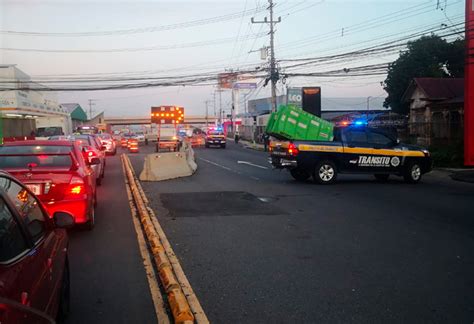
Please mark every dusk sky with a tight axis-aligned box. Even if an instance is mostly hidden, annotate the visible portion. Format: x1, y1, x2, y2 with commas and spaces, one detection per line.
0, 0, 466, 117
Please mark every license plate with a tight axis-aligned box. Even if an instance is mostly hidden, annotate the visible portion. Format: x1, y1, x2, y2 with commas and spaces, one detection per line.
26, 184, 42, 195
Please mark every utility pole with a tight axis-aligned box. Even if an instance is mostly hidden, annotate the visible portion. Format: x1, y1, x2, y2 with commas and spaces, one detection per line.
88, 99, 96, 121
205, 100, 210, 128
251, 0, 281, 112
213, 91, 217, 124
366, 96, 372, 120
216, 89, 224, 124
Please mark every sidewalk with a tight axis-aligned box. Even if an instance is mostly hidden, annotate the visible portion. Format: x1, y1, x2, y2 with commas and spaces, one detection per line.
229, 137, 267, 151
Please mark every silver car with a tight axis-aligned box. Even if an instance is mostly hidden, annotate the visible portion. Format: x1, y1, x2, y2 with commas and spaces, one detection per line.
98, 133, 117, 155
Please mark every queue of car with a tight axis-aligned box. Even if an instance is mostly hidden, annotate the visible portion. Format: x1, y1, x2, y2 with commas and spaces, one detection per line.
0, 130, 121, 323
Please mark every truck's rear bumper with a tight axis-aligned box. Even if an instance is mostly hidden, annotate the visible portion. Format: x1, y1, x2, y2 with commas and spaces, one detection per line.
269, 157, 297, 168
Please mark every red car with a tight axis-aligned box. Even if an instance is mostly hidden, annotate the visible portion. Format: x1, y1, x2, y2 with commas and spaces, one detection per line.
0, 171, 73, 323
0, 140, 98, 229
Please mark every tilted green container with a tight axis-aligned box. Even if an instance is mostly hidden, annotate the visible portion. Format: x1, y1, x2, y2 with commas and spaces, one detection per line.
266, 105, 334, 141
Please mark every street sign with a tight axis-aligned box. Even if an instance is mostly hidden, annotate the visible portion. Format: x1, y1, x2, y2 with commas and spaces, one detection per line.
302, 87, 322, 117
287, 87, 302, 108
233, 82, 257, 89
151, 106, 184, 124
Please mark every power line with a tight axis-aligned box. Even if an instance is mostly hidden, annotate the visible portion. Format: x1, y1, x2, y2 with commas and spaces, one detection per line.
0, 33, 267, 53
0, 5, 267, 37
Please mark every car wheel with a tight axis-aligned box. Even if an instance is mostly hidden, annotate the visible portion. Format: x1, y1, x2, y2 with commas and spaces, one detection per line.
404, 161, 422, 184
313, 160, 337, 184
290, 168, 310, 181
221, 144, 226, 149
56, 256, 70, 322
374, 174, 390, 182
86, 207, 95, 230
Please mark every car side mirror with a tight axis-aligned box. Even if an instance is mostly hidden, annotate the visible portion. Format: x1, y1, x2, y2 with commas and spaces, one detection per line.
89, 157, 101, 165
54, 211, 75, 229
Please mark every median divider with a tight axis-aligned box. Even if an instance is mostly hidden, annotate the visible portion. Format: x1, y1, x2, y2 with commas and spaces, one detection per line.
140, 141, 197, 181
122, 154, 208, 324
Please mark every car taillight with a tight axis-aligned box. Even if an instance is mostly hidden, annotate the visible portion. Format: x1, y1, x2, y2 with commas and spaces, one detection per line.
288, 143, 299, 156
65, 177, 86, 198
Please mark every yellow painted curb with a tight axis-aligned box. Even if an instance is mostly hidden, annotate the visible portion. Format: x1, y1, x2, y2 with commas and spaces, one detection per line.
122, 154, 199, 324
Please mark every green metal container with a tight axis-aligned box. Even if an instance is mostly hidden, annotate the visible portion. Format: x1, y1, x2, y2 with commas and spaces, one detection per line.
266, 105, 334, 141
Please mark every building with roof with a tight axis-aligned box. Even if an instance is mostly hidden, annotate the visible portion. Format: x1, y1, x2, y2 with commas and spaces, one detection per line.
0, 64, 70, 141
61, 103, 88, 129
402, 77, 464, 146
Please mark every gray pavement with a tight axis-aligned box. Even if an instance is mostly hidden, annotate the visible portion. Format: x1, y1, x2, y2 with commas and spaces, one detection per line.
66, 151, 157, 324
130, 142, 474, 324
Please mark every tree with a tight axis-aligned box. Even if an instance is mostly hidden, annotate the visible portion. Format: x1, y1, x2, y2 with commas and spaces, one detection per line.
383, 35, 465, 114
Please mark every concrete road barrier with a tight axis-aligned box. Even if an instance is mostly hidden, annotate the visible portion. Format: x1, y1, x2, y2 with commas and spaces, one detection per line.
140, 142, 197, 181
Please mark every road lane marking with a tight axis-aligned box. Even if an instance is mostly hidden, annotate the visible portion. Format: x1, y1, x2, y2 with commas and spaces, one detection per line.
199, 157, 233, 171
199, 157, 261, 181
122, 159, 170, 324
237, 160, 269, 169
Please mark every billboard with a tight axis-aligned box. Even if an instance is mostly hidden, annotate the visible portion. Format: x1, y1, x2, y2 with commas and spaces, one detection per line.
151, 106, 184, 124
218, 73, 238, 89
302, 87, 322, 117
287, 87, 302, 108
465, 0, 474, 165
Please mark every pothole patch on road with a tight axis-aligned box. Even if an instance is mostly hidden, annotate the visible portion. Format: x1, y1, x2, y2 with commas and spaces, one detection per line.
160, 191, 286, 217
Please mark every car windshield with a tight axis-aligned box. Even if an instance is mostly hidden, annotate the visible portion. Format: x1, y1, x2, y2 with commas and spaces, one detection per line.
68, 135, 92, 146
0, 145, 73, 168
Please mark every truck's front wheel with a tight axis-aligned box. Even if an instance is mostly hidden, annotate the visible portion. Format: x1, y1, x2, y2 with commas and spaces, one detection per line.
314, 160, 337, 184
403, 161, 422, 184
290, 168, 310, 181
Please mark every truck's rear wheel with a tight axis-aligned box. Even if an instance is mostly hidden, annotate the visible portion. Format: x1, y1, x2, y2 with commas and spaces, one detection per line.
313, 160, 337, 184
404, 161, 422, 184
290, 168, 310, 181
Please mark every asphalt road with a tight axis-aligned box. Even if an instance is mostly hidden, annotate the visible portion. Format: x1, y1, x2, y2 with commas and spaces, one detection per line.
129, 141, 474, 323
65, 151, 156, 324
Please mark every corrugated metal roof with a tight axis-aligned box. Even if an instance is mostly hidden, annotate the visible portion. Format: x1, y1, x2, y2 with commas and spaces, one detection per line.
413, 77, 464, 99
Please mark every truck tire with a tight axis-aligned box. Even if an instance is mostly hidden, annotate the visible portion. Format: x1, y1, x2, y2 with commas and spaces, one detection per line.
290, 168, 310, 181
313, 160, 337, 184
374, 174, 390, 182
403, 161, 422, 184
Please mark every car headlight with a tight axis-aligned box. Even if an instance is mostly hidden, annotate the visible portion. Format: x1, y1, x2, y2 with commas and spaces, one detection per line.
422, 149, 430, 157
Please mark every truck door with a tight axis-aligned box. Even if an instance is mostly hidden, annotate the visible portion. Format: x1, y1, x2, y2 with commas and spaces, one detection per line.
341, 127, 373, 172
367, 129, 402, 172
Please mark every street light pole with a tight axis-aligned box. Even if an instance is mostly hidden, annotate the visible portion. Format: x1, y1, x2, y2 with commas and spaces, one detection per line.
366, 96, 372, 120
